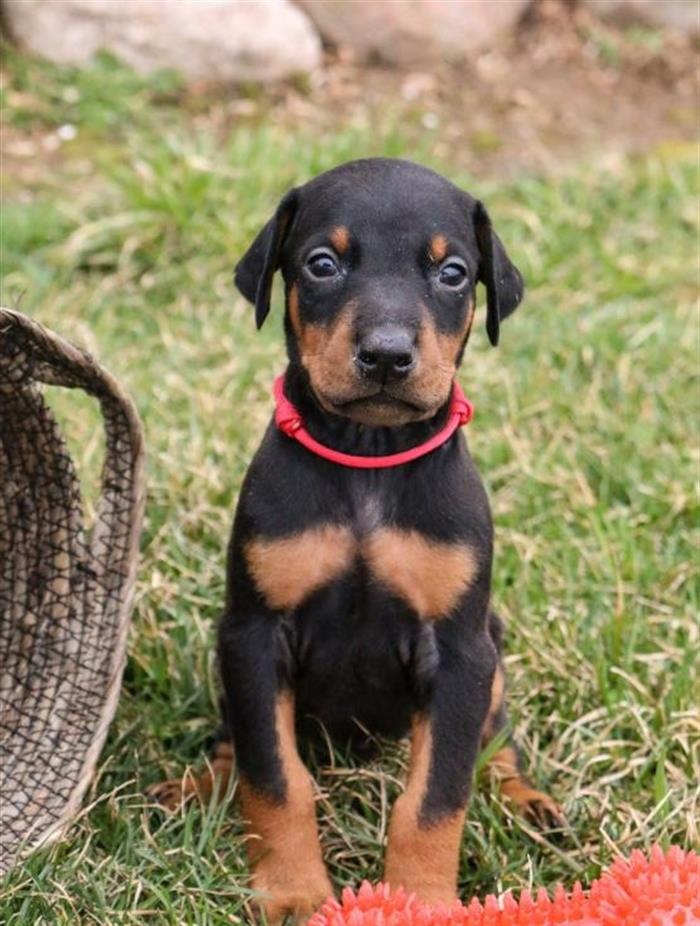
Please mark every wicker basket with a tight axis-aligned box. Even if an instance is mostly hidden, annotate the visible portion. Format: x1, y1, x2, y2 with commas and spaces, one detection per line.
0, 307, 146, 876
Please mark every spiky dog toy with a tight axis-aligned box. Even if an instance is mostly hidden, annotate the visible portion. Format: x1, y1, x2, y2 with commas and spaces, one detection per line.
309, 845, 699, 926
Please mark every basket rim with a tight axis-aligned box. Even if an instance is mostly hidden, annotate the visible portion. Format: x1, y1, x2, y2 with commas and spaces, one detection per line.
0, 306, 147, 872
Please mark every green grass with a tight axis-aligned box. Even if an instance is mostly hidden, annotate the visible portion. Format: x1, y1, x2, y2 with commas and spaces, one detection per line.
1, 51, 698, 925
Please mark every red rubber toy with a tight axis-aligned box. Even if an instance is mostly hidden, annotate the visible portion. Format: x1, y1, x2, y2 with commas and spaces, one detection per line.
308, 845, 700, 926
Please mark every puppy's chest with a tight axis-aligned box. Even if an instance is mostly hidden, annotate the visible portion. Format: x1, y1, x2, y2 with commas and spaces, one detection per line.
244, 491, 478, 620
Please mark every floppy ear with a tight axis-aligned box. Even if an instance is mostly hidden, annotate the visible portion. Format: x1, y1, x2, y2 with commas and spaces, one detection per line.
234, 189, 298, 329
474, 201, 524, 347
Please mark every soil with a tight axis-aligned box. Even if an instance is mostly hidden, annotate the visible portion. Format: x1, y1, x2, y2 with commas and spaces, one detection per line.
2, 0, 698, 183
247, 0, 699, 178
191, 0, 698, 179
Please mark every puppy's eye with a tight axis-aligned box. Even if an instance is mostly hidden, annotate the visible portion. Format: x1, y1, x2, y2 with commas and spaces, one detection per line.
306, 249, 340, 280
437, 260, 468, 288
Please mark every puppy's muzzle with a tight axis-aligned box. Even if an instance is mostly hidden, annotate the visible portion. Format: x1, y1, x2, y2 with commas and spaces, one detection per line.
355, 325, 417, 384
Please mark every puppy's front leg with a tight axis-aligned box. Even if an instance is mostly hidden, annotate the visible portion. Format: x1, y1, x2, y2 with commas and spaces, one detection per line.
385, 630, 495, 902
219, 615, 332, 923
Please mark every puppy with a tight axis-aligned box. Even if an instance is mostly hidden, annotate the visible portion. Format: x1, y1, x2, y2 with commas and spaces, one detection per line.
150, 158, 562, 922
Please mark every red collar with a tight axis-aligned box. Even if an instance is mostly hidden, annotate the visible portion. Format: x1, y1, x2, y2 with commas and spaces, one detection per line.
273, 374, 473, 469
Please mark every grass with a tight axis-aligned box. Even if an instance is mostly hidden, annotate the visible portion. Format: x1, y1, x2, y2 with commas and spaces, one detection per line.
1, 49, 699, 925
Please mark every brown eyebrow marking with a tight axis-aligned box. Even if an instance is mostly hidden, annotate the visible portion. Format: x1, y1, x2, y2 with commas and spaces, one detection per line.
428, 234, 448, 263
330, 225, 350, 255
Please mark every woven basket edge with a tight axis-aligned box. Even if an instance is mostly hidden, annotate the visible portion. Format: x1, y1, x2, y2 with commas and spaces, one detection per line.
0, 306, 147, 864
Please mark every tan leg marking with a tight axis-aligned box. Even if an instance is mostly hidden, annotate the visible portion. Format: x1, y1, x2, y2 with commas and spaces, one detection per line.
428, 234, 448, 263
241, 693, 332, 923
363, 528, 477, 619
245, 525, 356, 610
330, 225, 350, 255
488, 745, 565, 828
385, 716, 465, 902
147, 741, 235, 811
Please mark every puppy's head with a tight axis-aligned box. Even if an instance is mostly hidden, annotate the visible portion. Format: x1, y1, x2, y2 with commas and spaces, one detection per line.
235, 158, 523, 427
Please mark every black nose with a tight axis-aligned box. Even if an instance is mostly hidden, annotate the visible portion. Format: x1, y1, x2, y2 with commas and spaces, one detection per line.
355, 325, 417, 383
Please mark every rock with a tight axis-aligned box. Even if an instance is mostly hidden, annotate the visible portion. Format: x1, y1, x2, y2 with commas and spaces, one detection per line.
582, 0, 699, 34
295, 0, 531, 65
2, 0, 322, 83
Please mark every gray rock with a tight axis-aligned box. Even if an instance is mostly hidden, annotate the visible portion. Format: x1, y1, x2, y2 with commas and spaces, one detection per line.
583, 0, 699, 34
3, 0, 322, 83
295, 0, 531, 65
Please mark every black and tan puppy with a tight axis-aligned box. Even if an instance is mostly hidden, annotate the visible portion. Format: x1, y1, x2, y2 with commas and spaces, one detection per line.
151, 158, 562, 921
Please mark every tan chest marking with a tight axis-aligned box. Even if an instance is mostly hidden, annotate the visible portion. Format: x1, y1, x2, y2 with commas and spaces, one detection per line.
363, 528, 477, 619
245, 525, 356, 611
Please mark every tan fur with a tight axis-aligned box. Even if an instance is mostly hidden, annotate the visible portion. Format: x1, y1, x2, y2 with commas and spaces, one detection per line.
297, 294, 440, 425
288, 280, 328, 364
290, 284, 352, 392
288, 270, 476, 426
385, 716, 465, 902
241, 694, 332, 922
399, 306, 469, 413
298, 305, 360, 409
289, 290, 471, 426
428, 234, 448, 263
246, 525, 475, 619
146, 741, 234, 810
330, 225, 350, 254
363, 528, 477, 619
245, 525, 355, 611
487, 745, 564, 825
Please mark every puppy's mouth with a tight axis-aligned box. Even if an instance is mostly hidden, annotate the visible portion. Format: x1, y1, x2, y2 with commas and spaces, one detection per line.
337, 391, 420, 410
321, 388, 435, 426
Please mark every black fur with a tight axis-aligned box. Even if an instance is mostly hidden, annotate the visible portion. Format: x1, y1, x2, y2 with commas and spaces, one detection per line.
222, 158, 523, 818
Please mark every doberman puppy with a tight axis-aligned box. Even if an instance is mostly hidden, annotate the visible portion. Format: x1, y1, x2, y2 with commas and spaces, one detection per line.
150, 158, 562, 921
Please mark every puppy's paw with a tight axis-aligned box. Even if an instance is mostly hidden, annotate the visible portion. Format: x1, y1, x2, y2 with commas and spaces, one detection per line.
504, 784, 566, 829
146, 774, 199, 812
147, 746, 235, 811
252, 859, 333, 924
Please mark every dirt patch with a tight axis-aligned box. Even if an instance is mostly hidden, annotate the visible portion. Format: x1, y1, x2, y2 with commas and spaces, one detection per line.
2, 0, 698, 184
191, 0, 698, 178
